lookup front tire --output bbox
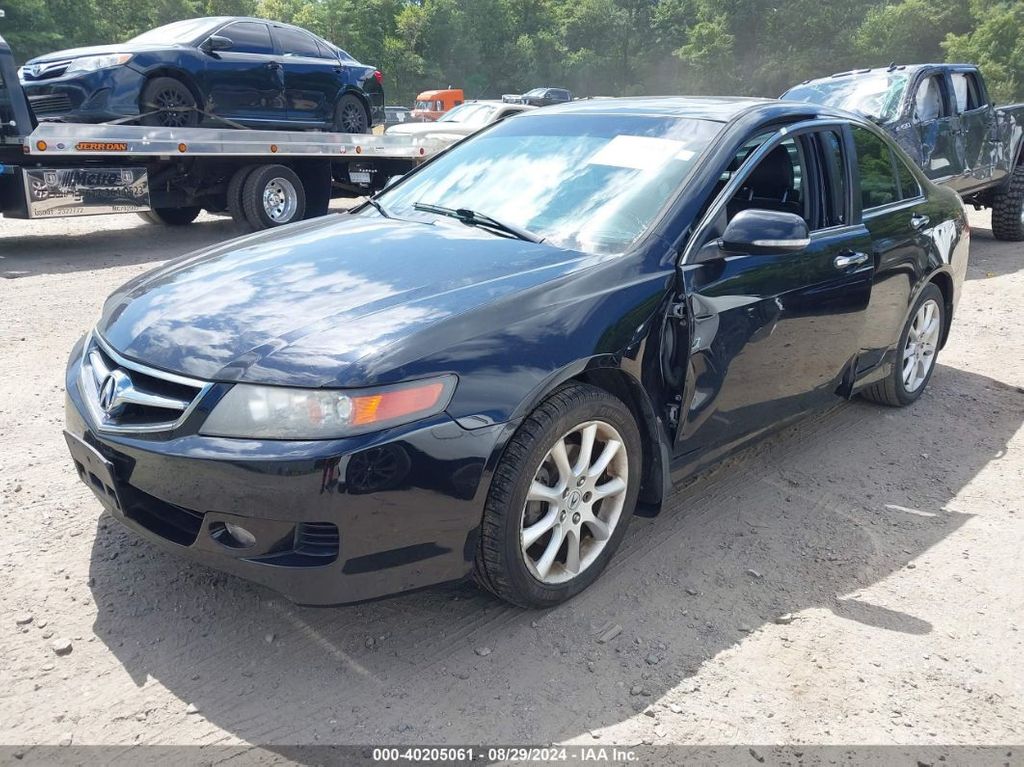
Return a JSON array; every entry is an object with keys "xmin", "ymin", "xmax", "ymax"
[
  {"xmin": 475, "ymin": 383, "xmax": 642, "ymax": 608},
  {"xmin": 136, "ymin": 206, "xmax": 201, "ymax": 226},
  {"xmin": 139, "ymin": 77, "xmax": 199, "ymax": 129},
  {"xmin": 861, "ymin": 283, "xmax": 945, "ymax": 407}
]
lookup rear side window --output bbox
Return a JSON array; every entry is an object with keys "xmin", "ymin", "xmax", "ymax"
[
  {"xmin": 852, "ymin": 126, "xmax": 899, "ymax": 210},
  {"xmin": 951, "ymin": 72, "xmax": 986, "ymax": 112},
  {"xmin": 276, "ymin": 27, "xmax": 323, "ymax": 58},
  {"xmin": 219, "ymin": 22, "xmax": 273, "ymax": 55}
]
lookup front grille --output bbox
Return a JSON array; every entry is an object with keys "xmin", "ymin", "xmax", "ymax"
[
  {"xmin": 294, "ymin": 522, "xmax": 340, "ymax": 559},
  {"xmin": 21, "ymin": 61, "xmax": 71, "ymax": 81},
  {"xmin": 28, "ymin": 93, "xmax": 72, "ymax": 115},
  {"xmin": 80, "ymin": 332, "xmax": 210, "ymax": 434}
]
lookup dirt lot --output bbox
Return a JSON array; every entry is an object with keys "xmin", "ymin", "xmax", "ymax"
[{"xmin": 1, "ymin": 206, "xmax": 1022, "ymax": 756}]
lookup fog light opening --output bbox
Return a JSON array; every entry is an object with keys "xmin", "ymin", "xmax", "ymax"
[{"xmin": 210, "ymin": 521, "xmax": 257, "ymax": 550}]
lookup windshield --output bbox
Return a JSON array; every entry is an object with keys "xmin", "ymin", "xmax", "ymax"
[
  {"xmin": 438, "ymin": 103, "xmax": 496, "ymax": 126},
  {"xmin": 784, "ymin": 73, "xmax": 908, "ymax": 122},
  {"xmin": 129, "ymin": 18, "xmax": 219, "ymax": 45},
  {"xmin": 376, "ymin": 113, "xmax": 721, "ymax": 256}
]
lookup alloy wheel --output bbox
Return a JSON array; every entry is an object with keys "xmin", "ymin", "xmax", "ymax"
[
  {"xmin": 520, "ymin": 420, "xmax": 629, "ymax": 584},
  {"xmin": 154, "ymin": 87, "xmax": 191, "ymax": 128},
  {"xmin": 340, "ymin": 102, "xmax": 365, "ymax": 133},
  {"xmin": 903, "ymin": 298, "xmax": 941, "ymax": 393}
]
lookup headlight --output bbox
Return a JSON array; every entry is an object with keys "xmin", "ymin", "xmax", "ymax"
[
  {"xmin": 66, "ymin": 53, "xmax": 133, "ymax": 74},
  {"xmin": 199, "ymin": 375, "xmax": 456, "ymax": 440}
]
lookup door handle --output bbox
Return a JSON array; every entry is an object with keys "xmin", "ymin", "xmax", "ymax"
[
  {"xmin": 833, "ymin": 252, "xmax": 870, "ymax": 270},
  {"xmin": 911, "ymin": 213, "xmax": 930, "ymax": 230},
  {"xmin": 266, "ymin": 61, "xmax": 282, "ymax": 70}
]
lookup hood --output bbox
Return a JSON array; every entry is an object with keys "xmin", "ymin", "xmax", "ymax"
[
  {"xmin": 98, "ymin": 213, "xmax": 595, "ymax": 387},
  {"xmin": 26, "ymin": 43, "xmax": 175, "ymax": 65}
]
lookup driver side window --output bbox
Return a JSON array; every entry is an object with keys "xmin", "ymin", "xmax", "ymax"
[{"xmin": 914, "ymin": 76, "xmax": 946, "ymax": 122}]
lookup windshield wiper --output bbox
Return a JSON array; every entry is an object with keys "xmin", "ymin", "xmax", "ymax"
[
  {"xmin": 413, "ymin": 202, "xmax": 543, "ymax": 243},
  {"xmin": 365, "ymin": 198, "xmax": 391, "ymax": 218}
]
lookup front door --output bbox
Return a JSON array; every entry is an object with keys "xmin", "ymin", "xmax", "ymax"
[
  {"xmin": 202, "ymin": 20, "xmax": 284, "ymax": 123},
  {"xmin": 893, "ymin": 71, "xmax": 961, "ymax": 185},
  {"xmin": 675, "ymin": 127, "xmax": 874, "ymax": 461},
  {"xmin": 272, "ymin": 25, "xmax": 339, "ymax": 125}
]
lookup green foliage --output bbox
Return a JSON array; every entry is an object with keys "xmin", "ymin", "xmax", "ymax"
[{"xmin": 1, "ymin": 0, "xmax": 1021, "ymax": 105}]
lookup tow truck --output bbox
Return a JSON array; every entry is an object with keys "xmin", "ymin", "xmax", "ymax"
[{"xmin": 0, "ymin": 31, "xmax": 445, "ymax": 231}]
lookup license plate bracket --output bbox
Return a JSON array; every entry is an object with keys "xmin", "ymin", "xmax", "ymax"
[{"xmin": 63, "ymin": 430, "xmax": 123, "ymax": 513}]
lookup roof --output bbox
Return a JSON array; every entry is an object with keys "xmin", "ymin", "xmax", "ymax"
[
  {"xmin": 415, "ymin": 89, "xmax": 464, "ymax": 99},
  {"xmin": 793, "ymin": 63, "xmax": 980, "ymax": 87},
  {"xmin": 531, "ymin": 96, "xmax": 811, "ymax": 123}
]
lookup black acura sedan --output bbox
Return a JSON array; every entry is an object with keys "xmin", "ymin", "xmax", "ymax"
[
  {"xmin": 20, "ymin": 16, "xmax": 383, "ymax": 131},
  {"xmin": 64, "ymin": 97, "xmax": 968, "ymax": 608}
]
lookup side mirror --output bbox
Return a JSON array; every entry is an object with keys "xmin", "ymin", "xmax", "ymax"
[
  {"xmin": 201, "ymin": 35, "xmax": 233, "ymax": 53},
  {"xmin": 719, "ymin": 209, "xmax": 810, "ymax": 256}
]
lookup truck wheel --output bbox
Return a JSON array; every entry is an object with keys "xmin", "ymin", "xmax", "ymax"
[
  {"xmin": 991, "ymin": 165, "xmax": 1024, "ymax": 241},
  {"xmin": 227, "ymin": 164, "xmax": 260, "ymax": 230},
  {"xmin": 139, "ymin": 77, "xmax": 199, "ymax": 129},
  {"xmin": 242, "ymin": 165, "xmax": 306, "ymax": 230},
  {"xmin": 334, "ymin": 94, "xmax": 369, "ymax": 134},
  {"xmin": 137, "ymin": 207, "xmax": 201, "ymax": 226},
  {"xmin": 474, "ymin": 383, "xmax": 642, "ymax": 608}
]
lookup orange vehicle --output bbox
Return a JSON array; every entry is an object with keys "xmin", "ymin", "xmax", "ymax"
[{"xmin": 411, "ymin": 88, "xmax": 464, "ymax": 122}]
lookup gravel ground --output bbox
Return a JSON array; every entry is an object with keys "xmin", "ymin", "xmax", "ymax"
[{"xmin": 0, "ymin": 206, "xmax": 1021, "ymax": 756}]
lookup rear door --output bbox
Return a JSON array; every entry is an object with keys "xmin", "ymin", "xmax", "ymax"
[
  {"xmin": 272, "ymin": 25, "xmax": 340, "ymax": 124},
  {"xmin": 948, "ymin": 69, "xmax": 995, "ymax": 192},
  {"xmin": 675, "ymin": 124, "xmax": 874, "ymax": 460},
  {"xmin": 201, "ymin": 20, "xmax": 284, "ymax": 123},
  {"xmin": 850, "ymin": 124, "xmax": 941, "ymax": 375}
]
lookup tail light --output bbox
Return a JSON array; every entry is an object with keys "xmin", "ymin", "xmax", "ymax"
[{"xmin": 373, "ymin": 70, "xmax": 383, "ymax": 86}]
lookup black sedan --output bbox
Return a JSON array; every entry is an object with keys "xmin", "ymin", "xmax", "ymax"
[
  {"xmin": 19, "ymin": 16, "xmax": 383, "ymax": 131},
  {"xmin": 64, "ymin": 97, "xmax": 968, "ymax": 608}
]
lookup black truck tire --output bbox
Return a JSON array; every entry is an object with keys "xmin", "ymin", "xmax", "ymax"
[
  {"xmin": 991, "ymin": 165, "xmax": 1024, "ymax": 241},
  {"xmin": 241, "ymin": 165, "xmax": 306, "ymax": 230},
  {"xmin": 137, "ymin": 207, "xmax": 201, "ymax": 226},
  {"xmin": 227, "ymin": 164, "xmax": 260, "ymax": 230}
]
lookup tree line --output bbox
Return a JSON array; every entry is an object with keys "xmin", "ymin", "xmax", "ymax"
[{"xmin": 2, "ymin": 0, "xmax": 1022, "ymax": 105}]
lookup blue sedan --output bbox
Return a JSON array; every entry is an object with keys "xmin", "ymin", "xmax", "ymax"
[{"xmin": 19, "ymin": 16, "xmax": 383, "ymax": 131}]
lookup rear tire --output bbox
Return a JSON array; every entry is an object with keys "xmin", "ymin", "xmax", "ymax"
[
  {"xmin": 991, "ymin": 165, "xmax": 1024, "ymax": 241},
  {"xmin": 139, "ymin": 77, "xmax": 199, "ymax": 129},
  {"xmin": 241, "ymin": 165, "xmax": 306, "ymax": 230},
  {"xmin": 227, "ymin": 164, "xmax": 260, "ymax": 231},
  {"xmin": 474, "ymin": 383, "xmax": 642, "ymax": 608},
  {"xmin": 861, "ymin": 283, "xmax": 945, "ymax": 407},
  {"xmin": 334, "ymin": 94, "xmax": 369, "ymax": 134},
  {"xmin": 136, "ymin": 206, "xmax": 201, "ymax": 226}
]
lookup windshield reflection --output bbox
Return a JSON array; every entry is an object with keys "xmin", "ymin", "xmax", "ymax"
[{"xmin": 377, "ymin": 113, "xmax": 721, "ymax": 256}]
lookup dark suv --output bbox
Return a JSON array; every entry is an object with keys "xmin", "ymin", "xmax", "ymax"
[
  {"xmin": 19, "ymin": 16, "xmax": 384, "ymax": 132},
  {"xmin": 502, "ymin": 87, "xmax": 573, "ymax": 107}
]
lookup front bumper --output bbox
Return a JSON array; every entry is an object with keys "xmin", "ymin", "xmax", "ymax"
[
  {"xmin": 21, "ymin": 66, "xmax": 145, "ymax": 122},
  {"xmin": 64, "ymin": 337, "xmax": 505, "ymax": 605}
]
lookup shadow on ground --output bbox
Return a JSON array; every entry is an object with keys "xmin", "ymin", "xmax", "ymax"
[
  {"xmin": 85, "ymin": 364, "xmax": 1021, "ymax": 747},
  {"xmin": 964, "ymin": 223, "xmax": 1024, "ymax": 280}
]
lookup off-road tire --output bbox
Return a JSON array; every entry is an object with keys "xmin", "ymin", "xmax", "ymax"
[
  {"xmin": 861, "ymin": 283, "xmax": 945, "ymax": 407},
  {"xmin": 474, "ymin": 383, "xmax": 642, "ymax": 608},
  {"xmin": 136, "ymin": 206, "xmax": 201, "ymax": 226},
  {"xmin": 991, "ymin": 165, "xmax": 1024, "ymax": 241}
]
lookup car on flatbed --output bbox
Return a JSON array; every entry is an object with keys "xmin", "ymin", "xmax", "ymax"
[
  {"xmin": 783, "ymin": 64, "xmax": 1024, "ymax": 239},
  {"xmin": 64, "ymin": 96, "xmax": 968, "ymax": 608},
  {"xmin": 18, "ymin": 16, "xmax": 384, "ymax": 132}
]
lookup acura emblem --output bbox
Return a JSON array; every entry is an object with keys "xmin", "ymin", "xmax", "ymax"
[{"xmin": 98, "ymin": 369, "xmax": 132, "ymax": 416}]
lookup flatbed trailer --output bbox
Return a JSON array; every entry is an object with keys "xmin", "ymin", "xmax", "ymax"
[{"xmin": 0, "ymin": 33, "xmax": 444, "ymax": 231}]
